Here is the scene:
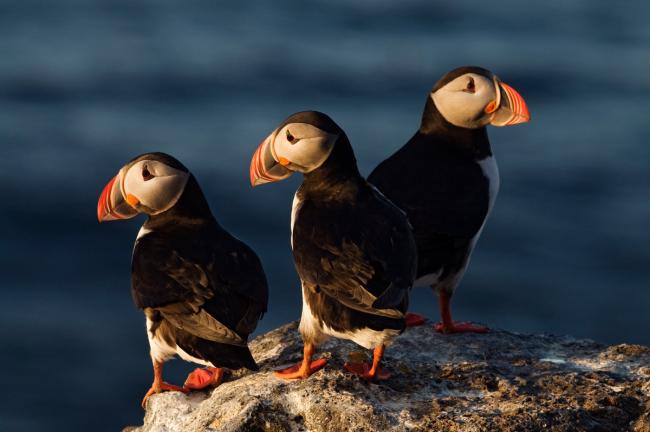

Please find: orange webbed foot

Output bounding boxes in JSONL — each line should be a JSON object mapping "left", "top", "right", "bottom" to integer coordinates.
{"left": 433, "top": 321, "right": 489, "bottom": 334}
{"left": 183, "top": 367, "right": 224, "bottom": 390}
{"left": 273, "top": 358, "right": 328, "bottom": 380}
{"left": 405, "top": 312, "right": 427, "bottom": 327}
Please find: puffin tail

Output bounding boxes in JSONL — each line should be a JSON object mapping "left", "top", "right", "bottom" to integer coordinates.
{"left": 176, "top": 331, "right": 259, "bottom": 371}
{"left": 236, "top": 345, "right": 260, "bottom": 371}
{"left": 372, "top": 281, "right": 409, "bottom": 312}
{"left": 202, "top": 342, "right": 259, "bottom": 371}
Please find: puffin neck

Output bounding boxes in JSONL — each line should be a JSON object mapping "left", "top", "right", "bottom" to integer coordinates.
{"left": 418, "top": 96, "right": 492, "bottom": 159}
{"left": 144, "top": 175, "right": 216, "bottom": 231}
{"left": 301, "top": 135, "right": 363, "bottom": 197}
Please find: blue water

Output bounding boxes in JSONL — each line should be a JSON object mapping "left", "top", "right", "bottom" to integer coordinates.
{"left": 1, "top": 1, "right": 649, "bottom": 430}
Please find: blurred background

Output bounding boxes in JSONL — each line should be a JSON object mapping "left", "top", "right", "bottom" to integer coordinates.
{"left": 1, "top": 0, "right": 648, "bottom": 430}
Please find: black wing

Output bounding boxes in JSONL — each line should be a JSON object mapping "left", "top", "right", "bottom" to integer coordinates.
{"left": 293, "top": 184, "right": 417, "bottom": 318}
{"left": 131, "top": 231, "right": 268, "bottom": 343}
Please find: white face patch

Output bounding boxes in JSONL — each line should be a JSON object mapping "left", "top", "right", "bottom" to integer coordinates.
{"left": 271, "top": 123, "right": 338, "bottom": 173}
{"left": 122, "top": 160, "right": 190, "bottom": 215}
{"left": 432, "top": 73, "right": 498, "bottom": 129}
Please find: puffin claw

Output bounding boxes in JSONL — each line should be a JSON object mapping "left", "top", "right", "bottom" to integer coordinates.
{"left": 141, "top": 382, "right": 188, "bottom": 409}
{"left": 273, "top": 358, "right": 328, "bottom": 380}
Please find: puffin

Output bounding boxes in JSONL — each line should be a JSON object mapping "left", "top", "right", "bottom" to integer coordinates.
{"left": 368, "top": 66, "right": 530, "bottom": 333}
{"left": 250, "top": 111, "right": 417, "bottom": 381}
{"left": 97, "top": 152, "right": 268, "bottom": 407}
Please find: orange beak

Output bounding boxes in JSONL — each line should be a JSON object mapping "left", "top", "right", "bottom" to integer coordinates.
{"left": 97, "top": 173, "right": 138, "bottom": 222}
{"left": 249, "top": 133, "right": 293, "bottom": 187}
{"left": 490, "top": 81, "right": 530, "bottom": 127}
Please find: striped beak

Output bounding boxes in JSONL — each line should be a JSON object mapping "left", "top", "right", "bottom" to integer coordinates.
{"left": 249, "top": 132, "right": 293, "bottom": 187}
{"left": 490, "top": 81, "right": 530, "bottom": 127}
{"left": 97, "top": 172, "right": 139, "bottom": 222}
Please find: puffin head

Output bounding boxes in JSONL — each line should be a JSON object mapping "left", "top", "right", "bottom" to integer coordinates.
{"left": 97, "top": 152, "right": 191, "bottom": 222}
{"left": 427, "top": 66, "right": 530, "bottom": 129}
{"left": 249, "top": 111, "right": 343, "bottom": 186}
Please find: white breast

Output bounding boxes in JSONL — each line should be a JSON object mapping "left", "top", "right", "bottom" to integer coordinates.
{"left": 290, "top": 191, "right": 303, "bottom": 250}
{"left": 137, "top": 226, "right": 152, "bottom": 240}
{"left": 470, "top": 155, "right": 500, "bottom": 247}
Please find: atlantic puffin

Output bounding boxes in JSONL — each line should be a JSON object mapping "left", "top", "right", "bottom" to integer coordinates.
{"left": 97, "top": 152, "right": 268, "bottom": 407}
{"left": 250, "top": 111, "right": 416, "bottom": 380}
{"left": 368, "top": 66, "right": 530, "bottom": 333}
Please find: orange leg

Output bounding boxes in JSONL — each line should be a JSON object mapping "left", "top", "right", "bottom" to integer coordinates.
{"left": 141, "top": 360, "right": 188, "bottom": 408}
{"left": 343, "top": 345, "right": 391, "bottom": 381}
{"left": 273, "top": 342, "right": 328, "bottom": 380}
{"left": 184, "top": 367, "right": 225, "bottom": 390}
{"left": 433, "top": 289, "right": 488, "bottom": 334}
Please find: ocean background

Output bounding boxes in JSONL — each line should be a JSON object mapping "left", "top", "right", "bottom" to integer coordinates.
{"left": 1, "top": 0, "right": 648, "bottom": 430}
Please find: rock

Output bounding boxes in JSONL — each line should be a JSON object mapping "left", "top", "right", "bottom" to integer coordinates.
{"left": 127, "top": 322, "right": 650, "bottom": 432}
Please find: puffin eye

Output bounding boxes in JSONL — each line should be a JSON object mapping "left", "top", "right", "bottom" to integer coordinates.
{"left": 463, "top": 77, "right": 476, "bottom": 93}
{"left": 142, "top": 166, "right": 153, "bottom": 181}
{"left": 286, "top": 129, "right": 297, "bottom": 144}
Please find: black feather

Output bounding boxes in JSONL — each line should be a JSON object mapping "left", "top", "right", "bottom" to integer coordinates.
{"left": 131, "top": 172, "right": 268, "bottom": 370}
{"left": 292, "top": 128, "right": 417, "bottom": 335}
{"left": 368, "top": 78, "right": 493, "bottom": 287}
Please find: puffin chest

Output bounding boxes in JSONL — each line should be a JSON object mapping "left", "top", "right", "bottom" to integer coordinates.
{"left": 477, "top": 155, "right": 500, "bottom": 212}
{"left": 290, "top": 191, "right": 303, "bottom": 249}
{"left": 412, "top": 155, "right": 499, "bottom": 287}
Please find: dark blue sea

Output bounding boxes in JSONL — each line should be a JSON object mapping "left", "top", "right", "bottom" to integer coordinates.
{"left": 1, "top": 1, "right": 648, "bottom": 430}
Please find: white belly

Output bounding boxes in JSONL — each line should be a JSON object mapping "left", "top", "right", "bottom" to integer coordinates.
{"left": 414, "top": 156, "right": 499, "bottom": 291}
{"left": 298, "top": 285, "right": 400, "bottom": 350}
{"left": 177, "top": 347, "right": 213, "bottom": 367}
{"left": 146, "top": 317, "right": 177, "bottom": 364}
{"left": 323, "top": 323, "right": 401, "bottom": 350}
{"left": 146, "top": 317, "right": 212, "bottom": 367}
{"left": 414, "top": 269, "right": 443, "bottom": 288}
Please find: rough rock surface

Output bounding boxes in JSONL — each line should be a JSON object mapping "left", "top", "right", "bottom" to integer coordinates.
{"left": 126, "top": 321, "right": 650, "bottom": 432}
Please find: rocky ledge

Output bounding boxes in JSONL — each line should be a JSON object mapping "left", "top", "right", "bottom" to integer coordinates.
{"left": 126, "top": 321, "right": 650, "bottom": 432}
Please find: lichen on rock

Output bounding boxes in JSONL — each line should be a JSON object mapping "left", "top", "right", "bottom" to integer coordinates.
{"left": 126, "top": 321, "right": 650, "bottom": 432}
